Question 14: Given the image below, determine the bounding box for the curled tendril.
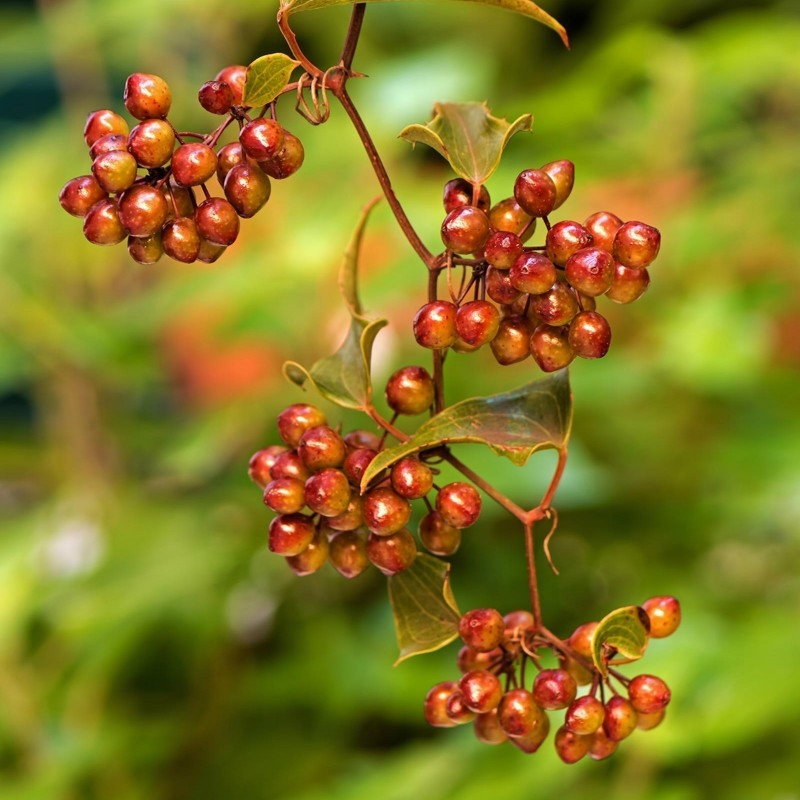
[542,508,560,575]
[295,69,333,125]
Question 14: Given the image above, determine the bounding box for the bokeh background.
[1,0,799,797]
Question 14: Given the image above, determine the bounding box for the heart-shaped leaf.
[281,0,568,48]
[243,53,299,107]
[283,198,385,410]
[388,554,461,665]
[591,606,651,677]
[361,368,572,490]
[399,102,533,186]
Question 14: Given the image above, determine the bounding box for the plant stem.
[525,519,543,630]
[340,4,366,70]
[526,446,568,523]
[428,267,446,413]
[277,6,321,77]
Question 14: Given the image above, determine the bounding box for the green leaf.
[281,0,568,47]
[242,53,299,106]
[283,198,385,410]
[362,369,572,490]
[399,102,532,186]
[591,606,651,677]
[388,555,461,665]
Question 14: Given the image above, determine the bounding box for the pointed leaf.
[362,369,572,490]
[591,606,651,678]
[283,198,384,410]
[388,554,461,665]
[243,53,299,106]
[399,102,532,186]
[282,0,568,47]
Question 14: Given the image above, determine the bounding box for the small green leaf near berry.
[242,53,300,106]
[590,605,651,677]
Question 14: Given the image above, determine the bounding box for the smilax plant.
[59,0,677,764]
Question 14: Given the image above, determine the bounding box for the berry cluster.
[59,68,304,264]
[248,371,485,576]
[425,595,679,761]
[413,163,661,371]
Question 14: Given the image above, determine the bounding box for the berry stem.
[427,267,446,413]
[527,446,568,523]
[524,519,543,630]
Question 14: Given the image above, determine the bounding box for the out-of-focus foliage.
[0,0,798,798]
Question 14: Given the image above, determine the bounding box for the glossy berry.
[568,311,612,359]
[498,688,547,737]
[568,622,599,661]
[441,205,491,254]
[248,445,287,487]
[83,199,125,245]
[614,221,661,269]
[327,496,363,532]
[366,528,416,575]
[530,324,574,373]
[606,263,650,304]
[128,234,163,264]
[195,198,240,245]
[488,197,533,241]
[459,670,503,713]
[59,175,106,217]
[304,468,351,517]
[444,692,477,725]
[565,247,615,297]
[128,119,175,168]
[474,710,508,745]
[166,185,198,220]
[424,681,459,728]
[603,696,638,742]
[198,80,234,114]
[258,130,304,179]
[328,530,370,579]
[216,142,245,184]
[541,160,575,210]
[514,169,557,218]
[455,300,500,347]
[486,267,521,306]
[554,725,589,764]
[437,482,481,529]
[503,610,534,639]
[118,184,168,237]
[583,211,622,253]
[197,239,226,264]
[588,727,618,760]
[344,430,382,451]
[298,425,346,471]
[263,477,305,514]
[343,447,377,486]
[628,674,671,714]
[285,528,329,576]
[172,143,218,187]
[271,451,311,483]
[510,715,551,754]
[532,669,577,710]
[484,230,523,270]
[239,118,284,162]
[565,695,605,735]
[362,487,411,536]
[124,73,171,119]
[385,366,434,415]
[277,404,327,448]
[390,457,433,499]
[89,133,128,160]
[546,220,593,267]
[529,281,579,326]
[224,162,271,218]
[162,216,201,263]
[457,645,501,674]
[268,513,315,556]
[637,708,666,731]
[91,150,138,194]
[490,316,531,365]
[443,178,490,213]
[413,300,457,349]
[215,65,247,105]
[642,595,681,638]
[458,608,504,652]
[84,109,129,147]
[561,655,594,688]
[509,252,558,296]
[418,511,461,556]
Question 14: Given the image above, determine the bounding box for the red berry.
[441,206,491,254]
[172,143,218,187]
[486,267,522,306]
[162,216,201,263]
[584,211,622,253]
[83,199,125,245]
[258,130,304,179]
[124,73,172,119]
[216,142,245,184]
[568,621,598,661]
[327,495,363,532]
[641,595,681,638]
[459,608,504,652]
[118,184,168,237]
[304,468,351,517]
[268,513,315,556]
[510,715,551,754]
[565,695,605,735]
[248,445,287,487]
[568,311,612,359]
[224,162,271,218]
[503,610,534,639]
[239,118,284,162]
[509,252,558,295]
[445,691,477,725]
[195,197,240,246]
[606,263,650,304]
[91,150,138,194]
[366,528,417,575]
[84,109,129,147]
[588,727,618,760]
[628,674,671,715]
[128,234,163,264]
[484,230,523,269]
[128,119,175,168]
[263,477,305,514]
[198,80,234,115]
[613,220,661,269]
[457,645,501,673]
[498,688,547,737]
[328,530,370,579]
[541,160,575,210]
[390,457,433,499]
[385,366,434,415]
[437,482,481,529]
[532,668,577,710]
[285,527,329,576]
[214,65,247,105]
[418,511,461,556]
[455,300,500,347]
[277,404,327,448]
[59,175,107,218]
[413,301,458,349]
[298,425,346,471]
[637,708,666,731]
[424,681,459,728]
[474,710,508,744]
[564,247,615,297]
[529,282,579,326]
[270,451,311,482]
[554,725,590,764]
[603,696,638,741]
[488,197,533,241]
[514,169,557,217]
[343,447,377,486]
[459,670,503,713]
[490,316,531,365]
[443,178,490,213]
[530,324,574,373]
[546,220,593,267]
[362,486,411,536]
[89,133,129,161]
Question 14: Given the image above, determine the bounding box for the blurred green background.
[1,0,799,797]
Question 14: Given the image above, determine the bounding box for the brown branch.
[277,6,321,78]
[340,3,366,71]
[525,519,543,630]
